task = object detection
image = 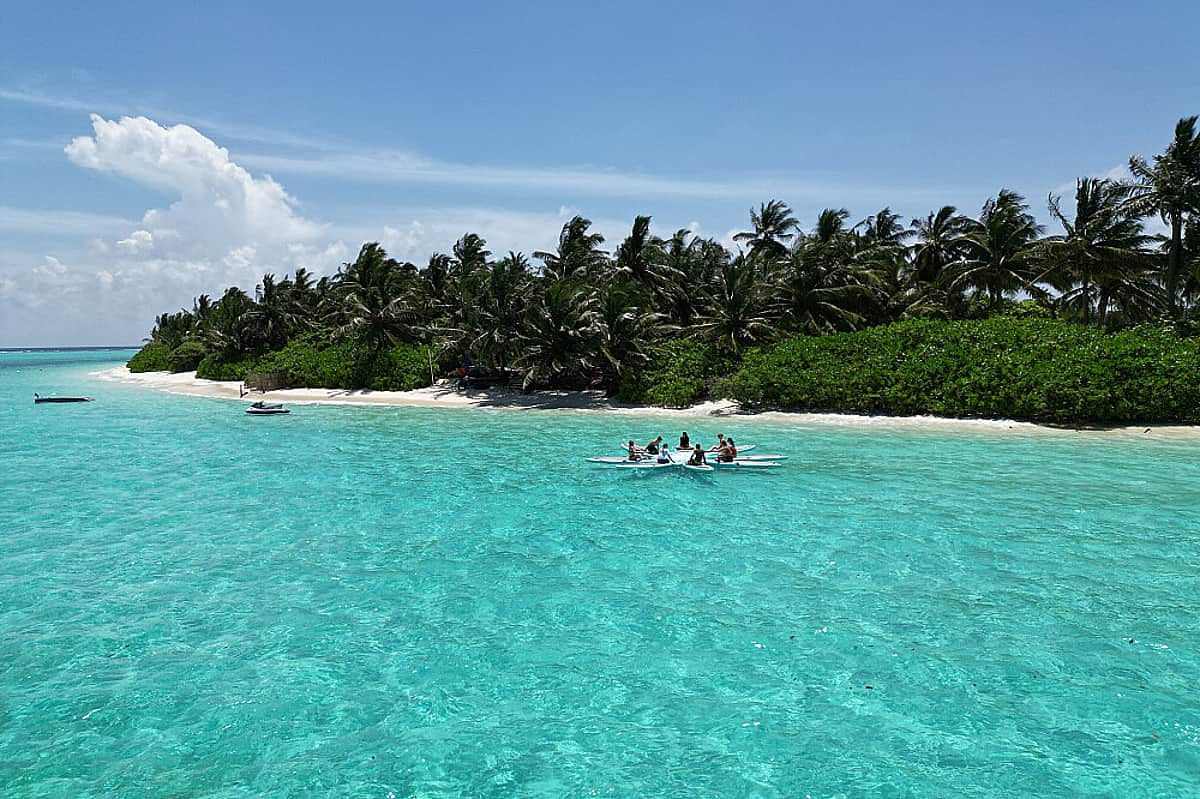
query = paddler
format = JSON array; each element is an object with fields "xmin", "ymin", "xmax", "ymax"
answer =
[
  {"xmin": 687, "ymin": 444, "xmax": 707, "ymax": 466},
  {"xmin": 627, "ymin": 440, "xmax": 643, "ymax": 461},
  {"xmin": 717, "ymin": 437, "xmax": 737, "ymax": 463},
  {"xmin": 678, "ymin": 431, "xmax": 691, "ymax": 450},
  {"xmin": 644, "ymin": 436, "xmax": 663, "ymax": 455},
  {"xmin": 708, "ymin": 433, "xmax": 726, "ymax": 452}
]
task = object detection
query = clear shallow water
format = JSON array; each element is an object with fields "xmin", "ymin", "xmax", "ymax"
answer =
[{"xmin": 2, "ymin": 350, "xmax": 1199, "ymax": 798}]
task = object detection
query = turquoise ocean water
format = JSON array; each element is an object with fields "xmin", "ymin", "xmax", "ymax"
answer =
[{"xmin": 1, "ymin": 349, "xmax": 1199, "ymax": 797}]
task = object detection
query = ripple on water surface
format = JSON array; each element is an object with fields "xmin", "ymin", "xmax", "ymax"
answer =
[{"xmin": 1, "ymin": 350, "xmax": 1199, "ymax": 797}]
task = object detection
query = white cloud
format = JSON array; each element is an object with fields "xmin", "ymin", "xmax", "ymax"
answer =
[
  {"xmin": 116, "ymin": 229, "xmax": 154, "ymax": 254},
  {"xmin": 65, "ymin": 114, "xmax": 325, "ymax": 255},
  {"xmin": 236, "ymin": 148, "xmax": 949, "ymax": 206},
  {"xmin": 0, "ymin": 115, "xmax": 342, "ymax": 345}
]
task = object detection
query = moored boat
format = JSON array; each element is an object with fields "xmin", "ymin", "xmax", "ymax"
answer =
[
  {"xmin": 34, "ymin": 393, "xmax": 94, "ymax": 403},
  {"xmin": 246, "ymin": 401, "xmax": 290, "ymax": 415}
]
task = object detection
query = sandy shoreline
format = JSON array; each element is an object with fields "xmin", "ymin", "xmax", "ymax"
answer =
[{"xmin": 90, "ymin": 366, "xmax": 1200, "ymax": 438}]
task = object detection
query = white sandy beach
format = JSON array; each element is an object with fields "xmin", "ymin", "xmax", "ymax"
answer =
[{"xmin": 90, "ymin": 365, "xmax": 1200, "ymax": 439}]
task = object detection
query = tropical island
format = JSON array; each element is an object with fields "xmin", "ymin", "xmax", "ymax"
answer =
[{"xmin": 127, "ymin": 117, "xmax": 1200, "ymax": 426}]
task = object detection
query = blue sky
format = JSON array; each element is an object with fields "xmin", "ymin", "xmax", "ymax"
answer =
[{"xmin": 1, "ymin": 0, "xmax": 1198, "ymax": 345}]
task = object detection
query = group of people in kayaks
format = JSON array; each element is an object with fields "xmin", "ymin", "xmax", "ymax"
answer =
[{"xmin": 626, "ymin": 432, "xmax": 738, "ymax": 466}]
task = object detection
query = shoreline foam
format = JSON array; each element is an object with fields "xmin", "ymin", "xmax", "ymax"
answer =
[{"xmin": 90, "ymin": 365, "xmax": 1199, "ymax": 439}]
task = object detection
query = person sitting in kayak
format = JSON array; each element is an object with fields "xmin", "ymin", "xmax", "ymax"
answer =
[
  {"xmin": 687, "ymin": 445, "xmax": 707, "ymax": 466},
  {"xmin": 644, "ymin": 436, "xmax": 663, "ymax": 455},
  {"xmin": 679, "ymin": 431, "xmax": 691, "ymax": 450},
  {"xmin": 717, "ymin": 438, "xmax": 738, "ymax": 463},
  {"xmin": 627, "ymin": 440, "xmax": 643, "ymax": 461},
  {"xmin": 656, "ymin": 446, "xmax": 673, "ymax": 464},
  {"xmin": 708, "ymin": 433, "xmax": 726, "ymax": 452}
]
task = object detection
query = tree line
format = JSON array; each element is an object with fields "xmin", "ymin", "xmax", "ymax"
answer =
[{"xmin": 133, "ymin": 116, "xmax": 1200, "ymax": 392}]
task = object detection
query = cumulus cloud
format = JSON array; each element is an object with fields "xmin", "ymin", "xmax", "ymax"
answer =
[
  {"xmin": 66, "ymin": 114, "xmax": 325, "ymax": 259},
  {"xmin": 0, "ymin": 115, "xmax": 345, "ymax": 344}
]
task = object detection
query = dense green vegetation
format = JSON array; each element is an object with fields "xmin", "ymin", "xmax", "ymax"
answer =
[
  {"xmin": 129, "ymin": 117, "xmax": 1200, "ymax": 422},
  {"xmin": 728, "ymin": 319, "xmax": 1200, "ymax": 424},
  {"xmin": 127, "ymin": 342, "xmax": 171, "ymax": 372}
]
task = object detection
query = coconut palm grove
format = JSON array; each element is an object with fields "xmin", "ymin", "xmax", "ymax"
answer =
[{"xmin": 128, "ymin": 116, "xmax": 1200, "ymax": 425}]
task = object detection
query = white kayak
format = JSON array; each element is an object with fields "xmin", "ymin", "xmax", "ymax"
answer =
[
  {"xmin": 711, "ymin": 460, "xmax": 781, "ymax": 468},
  {"xmin": 612, "ymin": 460, "xmax": 678, "ymax": 470},
  {"xmin": 588, "ymin": 453, "xmax": 782, "ymax": 464}
]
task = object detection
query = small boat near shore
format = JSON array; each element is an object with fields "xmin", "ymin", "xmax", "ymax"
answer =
[
  {"xmin": 588, "ymin": 453, "xmax": 785, "ymax": 464},
  {"xmin": 34, "ymin": 393, "xmax": 94, "ymax": 403},
  {"xmin": 246, "ymin": 401, "xmax": 290, "ymax": 415}
]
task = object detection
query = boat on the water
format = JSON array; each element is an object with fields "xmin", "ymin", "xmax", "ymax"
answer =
[
  {"xmin": 588, "ymin": 453, "xmax": 785, "ymax": 464},
  {"xmin": 34, "ymin": 393, "xmax": 94, "ymax": 403},
  {"xmin": 597, "ymin": 455, "xmax": 781, "ymax": 472},
  {"xmin": 246, "ymin": 401, "xmax": 290, "ymax": 415}
]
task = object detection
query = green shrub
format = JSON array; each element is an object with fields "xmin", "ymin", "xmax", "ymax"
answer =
[
  {"xmin": 364, "ymin": 345, "xmax": 433, "ymax": 391},
  {"xmin": 251, "ymin": 335, "xmax": 356, "ymax": 388},
  {"xmin": 196, "ymin": 353, "xmax": 257, "ymax": 382},
  {"xmin": 127, "ymin": 343, "xmax": 171, "ymax": 372},
  {"xmin": 726, "ymin": 318, "xmax": 1200, "ymax": 425},
  {"xmin": 195, "ymin": 335, "xmax": 434, "ymax": 391},
  {"xmin": 167, "ymin": 340, "xmax": 208, "ymax": 372},
  {"xmin": 617, "ymin": 341, "xmax": 730, "ymax": 407}
]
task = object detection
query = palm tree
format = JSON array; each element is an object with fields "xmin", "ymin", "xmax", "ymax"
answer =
[
  {"xmin": 328, "ymin": 243, "xmax": 417, "ymax": 363},
  {"xmin": 953, "ymin": 190, "xmax": 1043, "ymax": 308},
  {"xmin": 244, "ymin": 273, "xmax": 304, "ymax": 349},
  {"xmin": 613, "ymin": 215, "xmax": 679, "ymax": 304},
  {"xmin": 659, "ymin": 229, "xmax": 712, "ymax": 326},
  {"xmin": 909, "ymin": 206, "xmax": 980, "ymax": 285},
  {"xmin": 1128, "ymin": 116, "xmax": 1200, "ymax": 315},
  {"xmin": 1179, "ymin": 218, "xmax": 1200, "ymax": 314},
  {"xmin": 148, "ymin": 310, "xmax": 195, "ymax": 349},
  {"xmin": 1034, "ymin": 178, "xmax": 1159, "ymax": 324},
  {"xmin": 774, "ymin": 221, "xmax": 875, "ymax": 335},
  {"xmin": 535, "ymin": 216, "xmax": 608, "ymax": 282},
  {"xmin": 448, "ymin": 251, "xmax": 532, "ymax": 370},
  {"xmin": 190, "ymin": 294, "xmax": 214, "ymax": 331},
  {"xmin": 591, "ymin": 282, "xmax": 671, "ymax": 391},
  {"xmin": 517, "ymin": 281, "xmax": 600, "ymax": 389},
  {"xmin": 855, "ymin": 207, "xmax": 912, "ymax": 251},
  {"xmin": 418, "ymin": 253, "xmax": 453, "ymax": 321},
  {"xmin": 289, "ymin": 268, "xmax": 317, "ymax": 308},
  {"xmin": 694, "ymin": 255, "xmax": 775, "ymax": 354},
  {"xmin": 733, "ymin": 200, "xmax": 798, "ymax": 263},
  {"xmin": 201, "ymin": 287, "xmax": 256, "ymax": 357},
  {"xmin": 852, "ymin": 208, "xmax": 913, "ymax": 325},
  {"xmin": 452, "ymin": 233, "xmax": 491, "ymax": 279}
]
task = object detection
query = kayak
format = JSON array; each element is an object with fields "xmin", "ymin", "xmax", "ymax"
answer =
[
  {"xmin": 588, "ymin": 454, "xmax": 782, "ymax": 464},
  {"xmin": 612, "ymin": 460, "xmax": 677, "ymax": 470},
  {"xmin": 711, "ymin": 460, "xmax": 781, "ymax": 468}
]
